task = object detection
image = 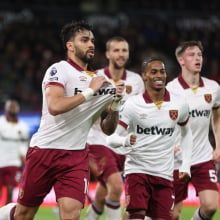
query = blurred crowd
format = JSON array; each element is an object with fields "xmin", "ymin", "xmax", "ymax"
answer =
[{"xmin": 0, "ymin": 1, "xmax": 220, "ymax": 112}]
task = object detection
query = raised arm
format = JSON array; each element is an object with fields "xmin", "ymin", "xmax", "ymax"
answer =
[{"xmin": 100, "ymin": 82, "xmax": 125, "ymax": 135}]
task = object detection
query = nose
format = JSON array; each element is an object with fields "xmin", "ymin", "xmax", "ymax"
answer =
[{"xmin": 88, "ymin": 40, "xmax": 94, "ymax": 48}]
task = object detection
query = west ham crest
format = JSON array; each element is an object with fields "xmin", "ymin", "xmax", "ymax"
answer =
[
  {"xmin": 204, "ymin": 94, "xmax": 212, "ymax": 103},
  {"xmin": 169, "ymin": 110, "xmax": 178, "ymax": 120}
]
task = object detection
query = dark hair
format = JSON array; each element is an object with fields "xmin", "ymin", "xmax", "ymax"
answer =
[
  {"xmin": 141, "ymin": 57, "xmax": 164, "ymax": 73},
  {"xmin": 106, "ymin": 36, "xmax": 128, "ymax": 51},
  {"xmin": 60, "ymin": 20, "xmax": 93, "ymax": 50},
  {"xmin": 175, "ymin": 40, "xmax": 203, "ymax": 58}
]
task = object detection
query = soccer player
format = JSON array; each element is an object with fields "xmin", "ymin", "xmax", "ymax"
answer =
[
  {"xmin": 86, "ymin": 36, "xmax": 145, "ymax": 219},
  {"xmin": 0, "ymin": 99, "xmax": 29, "ymax": 204},
  {"xmin": 0, "ymin": 20, "xmax": 125, "ymax": 220},
  {"xmin": 86, "ymin": 36, "xmax": 145, "ymax": 220},
  {"xmin": 106, "ymin": 58, "xmax": 193, "ymax": 220},
  {"xmin": 166, "ymin": 41, "xmax": 220, "ymax": 220}
]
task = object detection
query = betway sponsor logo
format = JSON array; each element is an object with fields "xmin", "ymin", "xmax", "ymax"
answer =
[
  {"xmin": 190, "ymin": 109, "xmax": 211, "ymax": 118},
  {"xmin": 136, "ymin": 125, "xmax": 174, "ymax": 136},
  {"xmin": 74, "ymin": 88, "xmax": 116, "ymax": 96}
]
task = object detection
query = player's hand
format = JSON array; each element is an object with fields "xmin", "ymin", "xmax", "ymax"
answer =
[
  {"xmin": 110, "ymin": 82, "xmax": 125, "ymax": 111},
  {"xmin": 115, "ymin": 81, "xmax": 125, "ymax": 97},
  {"xmin": 124, "ymin": 133, "xmax": 136, "ymax": 147},
  {"xmin": 179, "ymin": 172, "xmax": 190, "ymax": 181},
  {"xmin": 89, "ymin": 76, "xmax": 109, "ymax": 93},
  {"xmin": 130, "ymin": 133, "xmax": 136, "ymax": 145},
  {"xmin": 213, "ymin": 147, "xmax": 220, "ymax": 163}
]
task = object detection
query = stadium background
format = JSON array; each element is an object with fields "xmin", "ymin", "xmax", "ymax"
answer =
[{"xmin": 0, "ymin": 0, "xmax": 220, "ymax": 218}]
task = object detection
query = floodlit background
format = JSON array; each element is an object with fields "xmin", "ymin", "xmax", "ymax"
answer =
[{"xmin": 0, "ymin": 0, "xmax": 220, "ymax": 218}]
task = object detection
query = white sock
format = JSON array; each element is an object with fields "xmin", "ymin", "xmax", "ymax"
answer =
[
  {"xmin": 85, "ymin": 203, "xmax": 103, "ymax": 220},
  {"xmin": 144, "ymin": 217, "xmax": 152, "ymax": 220},
  {"xmin": 105, "ymin": 199, "xmax": 121, "ymax": 220},
  {"xmin": 191, "ymin": 208, "xmax": 211, "ymax": 220},
  {"xmin": 0, "ymin": 203, "xmax": 16, "ymax": 220}
]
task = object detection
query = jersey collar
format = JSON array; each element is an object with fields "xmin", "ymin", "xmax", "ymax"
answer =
[
  {"xmin": 178, "ymin": 74, "xmax": 204, "ymax": 89},
  {"xmin": 104, "ymin": 66, "xmax": 127, "ymax": 80},
  {"xmin": 142, "ymin": 89, "xmax": 170, "ymax": 103},
  {"xmin": 66, "ymin": 58, "xmax": 95, "ymax": 72}
]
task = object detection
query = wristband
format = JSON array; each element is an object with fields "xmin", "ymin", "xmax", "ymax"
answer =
[{"xmin": 81, "ymin": 88, "xmax": 94, "ymax": 101}]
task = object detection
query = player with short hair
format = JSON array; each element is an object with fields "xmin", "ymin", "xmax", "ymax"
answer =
[
  {"xmin": 167, "ymin": 40, "xmax": 220, "ymax": 220},
  {"xmin": 106, "ymin": 58, "xmax": 193, "ymax": 220},
  {"xmin": 0, "ymin": 20, "xmax": 124, "ymax": 220},
  {"xmin": 86, "ymin": 36, "xmax": 145, "ymax": 220},
  {"xmin": 0, "ymin": 99, "xmax": 29, "ymax": 204}
]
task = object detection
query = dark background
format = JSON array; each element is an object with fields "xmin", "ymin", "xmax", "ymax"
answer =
[{"xmin": 0, "ymin": 0, "xmax": 220, "ymax": 111}]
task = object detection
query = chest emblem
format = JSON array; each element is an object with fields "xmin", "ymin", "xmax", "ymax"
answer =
[
  {"xmin": 79, "ymin": 76, "xmax": 87, "ymax": 81},
  {"xmin": 125, "ymin": 85, "xmax": 132, "ymax": 94},
  {"xmin": 169, "ymin": 110, "xmax": 178, "ymax": 120},
  {"xmin": 204, "ymin": 94, "xmax": 212, "ymax": 103}
]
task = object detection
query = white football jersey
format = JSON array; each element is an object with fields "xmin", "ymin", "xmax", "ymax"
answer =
[
  {"xmin": 0, "ymin": 116, "xmax": 29, "ymax": 167},
  {"xmin": 167, "ymin": 75, "xmax": 220, "ymax": 167},
  {"xmin": 87, "ymin": 67, "xmax": 145, "ymax": 147},
  {"xmin": 119, "ymin": 90, "xmax": 190, "ymax": 181},
  {"xmin": 30, "ymin": 60, "xmax": 116, "ymax": 150}
]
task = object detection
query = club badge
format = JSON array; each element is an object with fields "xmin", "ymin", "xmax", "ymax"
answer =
[
  {"xmin": 169, "ymin": 110, "xmax": 178, "ymax": 120},
  {"xmin": 204, "ymin": 94, "xmax": 212, "ymax": 103}
]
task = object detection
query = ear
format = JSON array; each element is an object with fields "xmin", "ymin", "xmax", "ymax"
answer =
[
  {"xmin": 177, "ymin": 57, "xmax": 184, "ymax": 66},
  {"xmin": 105, "ymin": 51, "xmax": 110, "ymax": 59},
  {"xmin": 66, "ymin": 41, "xmax": 74, "ymax": 52},
  {"xmin": 141, "ymin": 72, "xmax": 147, "ymax": 81}
]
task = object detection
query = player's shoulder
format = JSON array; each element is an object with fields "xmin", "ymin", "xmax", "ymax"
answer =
[
  {"xmin": 168, "ymin": 90, "xmax": 188, "ymax": 106},
  {"xmin": 202, "ymin": 77, "xmax": 220, "ymax": 89},
  {"xmin": 126, "ymin": 70, "xmax": 142, "ymax": 79},
  {"xmin": 0, "ymin": 115, "xmax": 4, "ymax": 122},
  {"xmin": 126, "ymin": 93, "xmax": 143, "ymax": 104},
  {"xmin": 49, "ymin": 60, "xmax": 68, "ymax": 69},
  {"xmin": 96, "ymin": 68, "xmax": 105, "ymax": 74},
  {"xmin": 166, "ymin": 77, "xmax": 180, "ymax": 88},
  {"xmin": 18, "ymin": 119, "xmax": 29, "ymax": 128},
  {"xmin": 45, "ymin": 60, "xmax": 67, "ymax": 74}
]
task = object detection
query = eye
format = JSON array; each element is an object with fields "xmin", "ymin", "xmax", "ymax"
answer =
[{"xmin": 160, "ymin": 69, "xmax": 166, "ymax": 74}]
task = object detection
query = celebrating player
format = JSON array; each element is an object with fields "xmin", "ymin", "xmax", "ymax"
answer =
[
  {"xmin": 167, "ymin": 40, "xmax": 220, "ymax": 220},
  {"xmin": 86, "ymin": 36, "xmax": 145, "ymax": 220},
  {"xmin": 106, "ymin": 58, "xmax": 193, "ymax": 220},
  {"xmin": 0, "ymin": 20, "xmax": 124, "ymax": 220}
]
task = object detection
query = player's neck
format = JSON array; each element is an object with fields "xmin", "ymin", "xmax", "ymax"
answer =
[
  {"xmin": 108, "ymin": 65, "xmax": 124, "ymax": 82},
  {"xmin": 181, "ymin": 70, "xmax": 200, "ymax": 88},
  {"xmin": 6, "ymin": 114, "xmax": 18, "ymax": 123},
  {"xmin": 147, "ymin": 88, "xmax": 165, "ymax": 102},
  {"xmin": 68, "ymin": 55, "xmax": 88, "ymax": 70}
]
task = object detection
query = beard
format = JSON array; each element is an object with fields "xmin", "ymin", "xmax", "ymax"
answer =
[
  {"xmin": 8, "ymin": 112, "xmax": 17, "ymax": 118},
  {"xmin": 75, "ymin": 47, "xmax": 94, "ymax": 63},
  {"xmin": 113, "ymin": 60, "xmax": 127, "ymax": 70}
]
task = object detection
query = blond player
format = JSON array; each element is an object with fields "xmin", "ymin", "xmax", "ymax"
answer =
[{"xmin": 167, "ymin": 41, "xmax": 220, "ymax": 220}]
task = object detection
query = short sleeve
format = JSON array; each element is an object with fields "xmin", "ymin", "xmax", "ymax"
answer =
[
  {"xmin": 178, "ymin": 101, "xmax": 190, "ymax": 126},
  {"xmin": 43, "ymin": 63, "xmax": 66, "ymax": 88}
]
